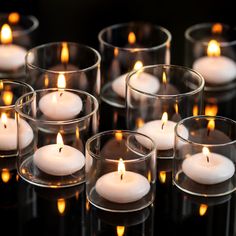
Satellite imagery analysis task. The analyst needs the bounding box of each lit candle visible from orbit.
[0,113,33,150]
[0,24,27,71]
[95,158,150,203]
[193,40,236,84]
[112,61,160,98]
[137,112,188,150]
[39,73,83,120]
[34,133,85,176]
[182,147,235,185]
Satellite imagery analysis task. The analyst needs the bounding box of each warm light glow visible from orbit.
[61,42,69,64]
[57,73,66,89]
[86,199,90,211]
[159,171,166,184]
[2,91,13,106]
[1,169,11,183]
[205,105,218,116]
[133,60,143,70]
[8,12,20,24]
[57,133,64,150]
[118,158,125,177]
[207,40,221,57]
[162,72,167,84]
[16,174,19,181]
[161,112,168,127]
[174,103,178,114]
[76,126,80,140]
[1,113,7,126]
[115,130,123,141]
[203,147,210,157]
[128,32,136,45]
[193,105,198,116]
[0,80,3,90]
[75,191,80,200]
[0,24,13,44]
[207,119,215,132]
[114,47,119,57]
[148,171,152,182]
[44,74,49,88]
[212,23,223,34]
[117,226,125,236]
[199,204,208,216]
[136,118,144,128]
[57,198,66,215]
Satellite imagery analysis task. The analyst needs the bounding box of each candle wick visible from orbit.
[59,92,63,97]
[161,122,165,130]
[206,155,209,163]
[120,174,123,181]
[4,124,7,129]
[59,147,63,153]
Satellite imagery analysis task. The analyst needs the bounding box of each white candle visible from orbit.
[193,40,236,84]
[0,24,26,71]
[0,113,33,151]
[112,61,160,98]
[96,158,150,203]
[182,147,235,185]
[137,112,188,150]
[39,74,83,120]
[34,133,85,176]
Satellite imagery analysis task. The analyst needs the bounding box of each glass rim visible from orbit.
[0,80,34,110]
[25,41,101,74]
[98,21,172,51]
[127,64,205,99]
[15,88,99,125]
[86,129,156,162]
[175,115,236,147]
[0,14,39,37]
[185,22,236,47]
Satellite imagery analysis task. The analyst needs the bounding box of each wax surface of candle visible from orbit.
[34,144,85,176]
[182,152,235,185]
[0,118,33,150]
[39,91,83,120]
[96,171,150,203]
[112,72,160,98]
[193,56,236,84]
[137,120,188,150]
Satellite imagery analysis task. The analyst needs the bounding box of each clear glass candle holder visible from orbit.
[0,13,39,79]
[98,22,171,130]
[126,64,204,159]
[185,23,236,91]
[15,89,99,188]
[86,130,156,212]
[174,115,236,197]
[25,42,101,98]
[0,80,33,158]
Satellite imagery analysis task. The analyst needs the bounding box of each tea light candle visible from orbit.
[39,74,83,120]
[112,61,160,98]
[0,113,33,150]
[137,112,188,150]
[34,133,85,176]
[0,24,26,71]
[96,158,150,203]
[182,147,235,185]
[193,40,236,84]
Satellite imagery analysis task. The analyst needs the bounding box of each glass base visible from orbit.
[18,155,85,188]
[174,170,236,197]
[87,185,155,213]
[204,79,236,92]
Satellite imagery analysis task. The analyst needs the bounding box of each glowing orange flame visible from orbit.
[61,42,69,64]
[212,23,223,34]
[162,72,167,84]
[0,80,3,90]
[199,204,208,216]
[136,118,145,128]
[57,198,66,215]
[86,199,90,211]
[2,91,13,106]
[174,103,178,114]
[193,105,198,116]
[205,105,218,116]
[115,130,123,141]
[207,40,221,57]
[0,24,12,44]
[128,32,136,45]
[133,60,143,70]
[44,74,49,88]
[8,12,20,24]
[114,47,119,57]
[148,171,152,182]
[1,169,11,183]
[57,133,64,150]
[118,158,125,177]
[161,112,168,128]
[117,226,125,236]
[207,119,215,132]
[159,171,166,183]
[57,73,66,89]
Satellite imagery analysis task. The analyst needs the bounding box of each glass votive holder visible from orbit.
[126,64,204,159]
[0,13,39,79]
[86,130,156,212]
[173,115,236,197]
[185,23,236,91]
[98,22,171,130]
[25,42,101,98]
[0,80,33,158]
[15,89,99,188]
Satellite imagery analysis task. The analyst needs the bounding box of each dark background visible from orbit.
[0,0,235,65]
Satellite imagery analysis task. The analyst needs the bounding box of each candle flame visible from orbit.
[57,198,66,215]
[174,103,178,114]
[207,40,221,57]
[162,72,167,84]
[161,112,168,128]
[199,204,208,216]
[136,118,145,128]
[117,226,125,236]
[86,199,90,211]
[193,105,198,116]
[2,91,13,106]
[0,24,13,44]
[76,126,80,139]
[128,32,136,45]
[57,73,66,89]
[61,42,69,64]
[1,169,11,183]
[0,80,3,90]
[114,47,119,57]
[205,104,218,116]
[147,170,152,182]
[115,130,123,141]
[44,74,49,88]
[1,113,7,127]
[8,12,20,24]
[118,158,126,178]
[57,133,64,150]
[133,60,143,70]
[159,171,166,184]
[207,119,215,132]
[212,23,223,34]
[203,147,210,157]
[75,191,80,200]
